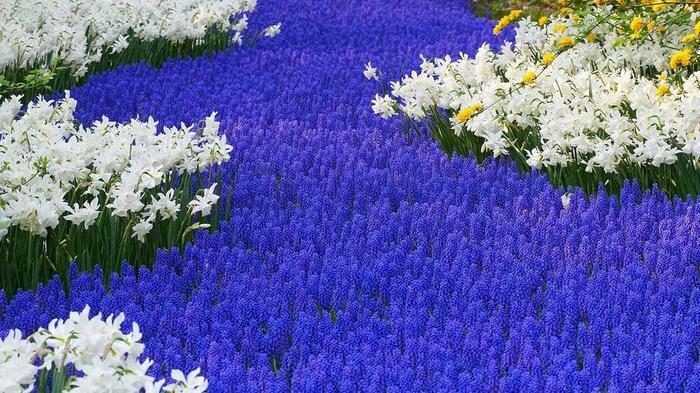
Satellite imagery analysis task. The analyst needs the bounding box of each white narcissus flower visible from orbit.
[375,9,700,176]
[188,183,219,217]
[371,94,397,119]
[0,94,231,240]
[363,62,379,81]
[263,23,282,38]
[0,330,38,393]
[163,368,208,393]
[132,216,155,243]
[146,189,181,220]
[0,306,209,392]
[65,198,101,229]
[111,35,130,54]
[0,0,262,75]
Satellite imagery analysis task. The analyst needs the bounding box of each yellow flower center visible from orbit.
[682,33,697,43]
[553,23,567,34]
[542,52,556,66]
[558,37,575,49]
[456,103,483,124]
[657,84,670,97]
[630,17,644,33]
[522,71,537,85]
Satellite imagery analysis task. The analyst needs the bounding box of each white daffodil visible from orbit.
[0,0,267,76]
[188,183,219,217]
[0,306,208,392]
[64,198,101,229]
[376,10,700,176]
[363,62,379,81]
[371,94,397,119]
[263,23,282,38]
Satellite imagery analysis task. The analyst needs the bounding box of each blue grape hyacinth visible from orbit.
[2,0,700,391]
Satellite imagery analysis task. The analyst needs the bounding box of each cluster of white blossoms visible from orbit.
[0,93,232,241]
[0,306,208,393]
[372,9,700,174]
[0,0,258,77]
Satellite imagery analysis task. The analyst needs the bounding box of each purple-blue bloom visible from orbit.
[2,0,699,391]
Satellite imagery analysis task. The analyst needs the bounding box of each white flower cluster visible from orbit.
[0,93,231,241]
[0,306,208,393]
[0,0,258,77]
[374,11,700,174]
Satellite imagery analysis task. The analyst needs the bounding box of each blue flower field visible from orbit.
[2,0,700,391]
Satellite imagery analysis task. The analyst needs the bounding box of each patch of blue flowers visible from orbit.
[3,0,700,391]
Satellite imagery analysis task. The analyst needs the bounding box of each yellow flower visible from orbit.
[670,48,692,70]
[510,9,523,19]
[493,23,504,35]
[695,21,700,35]
[522,71,537,85]
[646,21,655,32]
[538,16,549,26]
[657,84,670,97]
[630,17,644,33]
[658,71,668,81]
[593,0,607,6]
[560,7,573,16]
[542,52,556,65]
[493,9,523,35]
[456,103,483,124]
[558,36,575,49]
[682,33,697,43]
[586,32,597,42]
[630,32,641,40]
[652,4,666,12]
[553,23,567,34]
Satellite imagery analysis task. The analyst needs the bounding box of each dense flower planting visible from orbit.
[1,0,700,390]
[375,0,700,197]
[1,307,207,392]
[0,94,232,295]
[0,0,278,100]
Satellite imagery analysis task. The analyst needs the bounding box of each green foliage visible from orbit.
[422,107,700,199]
[0,170,233,297]
[0,29,235,102]
[471,0,558,19]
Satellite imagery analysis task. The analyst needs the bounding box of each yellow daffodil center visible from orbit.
[522,71,537,85]
[657,84,670,97]
[456,103,483,124]
[630,17,644,33]
[542,52,556,66]
[558,37,575,49]
[553,23,567,34]
[670,48,693,69]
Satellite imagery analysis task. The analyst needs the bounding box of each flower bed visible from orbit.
[0,0,279,100]
[2,0,700,391]
[0,94,232,295]
[375,1,700,197]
